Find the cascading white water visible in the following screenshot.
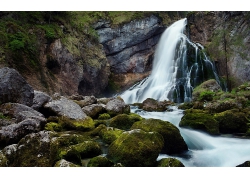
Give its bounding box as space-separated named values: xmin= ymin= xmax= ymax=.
xmin=121 ymin=18 xmax=221 ymax=104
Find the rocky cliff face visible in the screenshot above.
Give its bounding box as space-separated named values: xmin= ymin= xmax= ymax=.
xmin=188 ymin=11 xmax=250 ymax=89
xmin=96 ymin=15 xmax=165 ymax=92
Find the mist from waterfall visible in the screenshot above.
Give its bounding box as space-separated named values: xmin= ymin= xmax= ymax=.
xmin=121 ymin=18 xmax=221 ymax=104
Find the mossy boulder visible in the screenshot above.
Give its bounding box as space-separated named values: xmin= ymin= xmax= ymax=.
xmin=157 ymin=158 xmax=185 ymax=167
xmin=131 ymin=118 xmax=188 ymax=154
xmin=178 ymin=102 xmax=194 ymax=110
xmin=45 ymin=122 xmax=63 ymax=132
xmin=109 ymin=113 xmax=144 ymax=130
xmin=59 ymin=141 xmax=102 ymax=165
xmin=99 ymin=127 xmax=124 ymax=144
xmin=54 ymin=159 xmax=79 ymax=167
xmin=1 ymin=144 xmax=17 ymax=165
xmin=205 ymin=99 xmax=238 ymax=113
xmin=12 ymin=131 xmax=56 ymax=167
xmin=214 ymin=109 xmax=248 ymax=134
xmin=179 ymin=109 xmax=219 ymax=135
xmin=49 ymin=133 xmax=89 ymax=166
xmin=192 ymin=79 xmax=221 ymax=101
xmin=87 ymin=156 xmax=114 ymax=167
xmin=107 ymin=129 xmax=164 ymax=167
xmin=58 ymin=116 xmax=95 ymax=131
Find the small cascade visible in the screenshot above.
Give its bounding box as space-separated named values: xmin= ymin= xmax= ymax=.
xmin=121 ymin=18 xmax=221 ymax=104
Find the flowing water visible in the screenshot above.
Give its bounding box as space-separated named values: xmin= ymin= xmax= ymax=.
xmin=131 ymin=106 xmax=250 ymax=167
xmin=120 ymin=18 xmax=250 ymax=167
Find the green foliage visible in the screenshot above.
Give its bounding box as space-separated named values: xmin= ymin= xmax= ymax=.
xmin=0 ymin=113 xmax=8 ymax=119
xmin=98 ymin=113 xmax=111 ymax=120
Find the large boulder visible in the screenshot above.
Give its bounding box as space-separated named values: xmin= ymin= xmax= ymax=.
xmin=73 ymin=96 xmax=97 ymax=107
xmin=140 ymin=98 xmax=173 ymax=112
xmin=31 ymin=90 xmax=52 ymax=111
xmin=0 ymin=67 xmax=34 ymax=106
xmin=58 ymin=116 xmax=95 ymax=131
xmin=107 ymin=129 xmax=164 ymax=167
xmin=0 ymin=103 xmax=44 ymax=123
xmin=179 ymin=109 xmax=219 ymax=135
xmin=54 ymin=159 xmax=79 ymax=167
xmin=105 ymin=97 xmax=130 ymax=117
xmin=12 ymin=131 xmax=55 ymax=167
xmin=214 ymin=109 xmax=248 ymax=134
xmin=99 ymin=126 xmax=125 ymax=144
xmin=0 ymin=116 xmax=46 ymax=146
xmin=44 ymin=96 xmax=87 ymax=119
xmin=131 ymin=118 xmax=188 ymax=154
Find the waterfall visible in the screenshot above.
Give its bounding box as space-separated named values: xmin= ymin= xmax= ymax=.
xmin=121 ymin=18 xmax=221 ymax=104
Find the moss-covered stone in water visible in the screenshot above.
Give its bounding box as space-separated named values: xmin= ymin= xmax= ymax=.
xmin=214 ymin=109 xmax=248 ymax=134
xmin=58 ymin=116 xmax=95 ymax=131
xmin=179 ymin=109 xmax=219 ymax=135
xmin=107 ymin=129 xmax=164 ymax=167
xmin=131 ymin=118 xmax=188 ymax=154
xmin=99 ymin=127 xmax=124 ymax=144
xmin=157 ymin=158 xmax=185 ymax=167
xmin=98 ymin=113 xmax=111 ymax=120
xmin=178 ymin=102 xmax=194 ymax=110
xmin=0 ymin=151 xmax=8 ymax=167
xmin=87 ymin=156 xmax=114 ymax=167
xmin=45 ymin=122 xmax=62 ymax=132
xmin=109 ymin=113 xmax=143 ymax=130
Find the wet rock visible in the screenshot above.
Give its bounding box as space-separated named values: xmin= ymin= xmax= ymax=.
xmin=105 ymin=97 xmax=130 ymax=117
xmin=0 ymin=67 xmax=34 ymax=106
xmin=0 ymin=116 xmax=46 ymax=146
xmin=82 ymin=104 xmax=106 ymax=118
xmin=131 ymin=118 xmax=188 ymax=154
xmin=157 ymin=158 xmax=185 ymax=167
xmin=31 ymin=90 xmax=52 ymax=111
xmin=74 ymin=96 xmax=97 ymax=107
xmin=44 ymin=96 xmax=87 ymax=119
xmin=141 ymin=98 xmax=173 ymax=112
xmin=107 ymin=129 xmax=164 ymax=167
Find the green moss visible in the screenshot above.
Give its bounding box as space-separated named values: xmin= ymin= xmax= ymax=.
xmin=49 ymin=133 xmax=88 ymax=165
xmin=58 ymin=116 xmax=95 ymax=131
xmin=131 ymin=118 xmax=188 ymax=154
xmin=180 ymin=109 xmax=220 ymax=135
xmin=87 ymin=156 xmax=114 ymax=167
xmin=199 ymin=90 xmax=215 ymax=101
xmin=99 ymin=127 xmax=124 ymax=144
xmin=109 ymin=113 xmax=143 ymax=130
xmin=214 ymin=109 xmax=248 ymax=134
xmin=0 ymin=151 xmax=8 ymax=167
xmin=98 ymin=113 xmax=111 ymax=120
xmin=44 ymin=122 xmax=62 ymax=132
xmin=107 ymin=129 xmax=164 ymax=167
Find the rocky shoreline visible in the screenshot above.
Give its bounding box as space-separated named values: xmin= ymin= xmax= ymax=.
xmin=0 ymin=67 xmax=250 ymax=167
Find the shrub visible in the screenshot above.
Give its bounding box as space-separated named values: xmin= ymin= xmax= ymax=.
xmin=199 ymin=91 xmax=215 ymax=101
